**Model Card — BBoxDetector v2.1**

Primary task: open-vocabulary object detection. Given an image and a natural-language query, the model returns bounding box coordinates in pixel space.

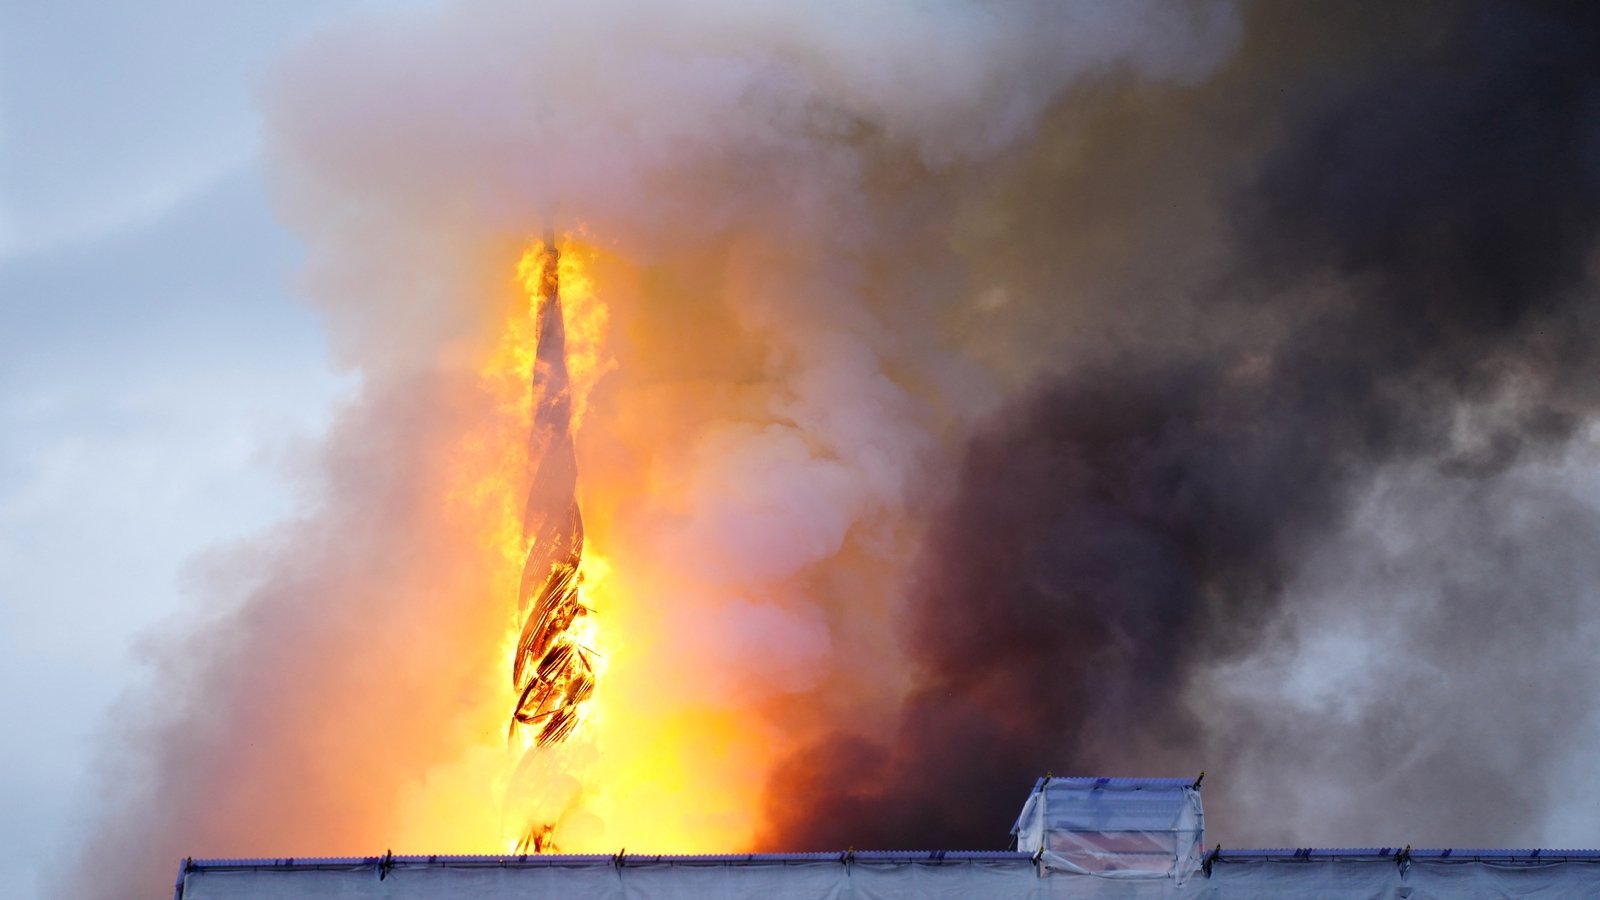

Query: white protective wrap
[1012,778,1205,881]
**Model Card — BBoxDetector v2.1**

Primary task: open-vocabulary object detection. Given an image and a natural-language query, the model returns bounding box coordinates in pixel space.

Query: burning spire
[509,235,600,850]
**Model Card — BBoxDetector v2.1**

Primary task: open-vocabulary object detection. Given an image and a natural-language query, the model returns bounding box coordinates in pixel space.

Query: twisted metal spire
[509,237,598,849]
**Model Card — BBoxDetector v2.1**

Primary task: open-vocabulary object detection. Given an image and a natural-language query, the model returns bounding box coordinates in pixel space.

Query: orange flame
[504,236,605,849]
[379,235,781,857]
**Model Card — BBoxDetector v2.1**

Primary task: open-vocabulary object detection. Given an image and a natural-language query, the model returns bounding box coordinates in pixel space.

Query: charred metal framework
[509,237,598,849]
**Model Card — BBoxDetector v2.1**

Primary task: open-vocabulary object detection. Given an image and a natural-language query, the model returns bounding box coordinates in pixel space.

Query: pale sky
[10,4,1600,898]
[0,3,395,895]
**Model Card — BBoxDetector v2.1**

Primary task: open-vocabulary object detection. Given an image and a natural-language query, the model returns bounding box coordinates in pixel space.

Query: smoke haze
[70,1,1600,896]
[766,0,1600,851]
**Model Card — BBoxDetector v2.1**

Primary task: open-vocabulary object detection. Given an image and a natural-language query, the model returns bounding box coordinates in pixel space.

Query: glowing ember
[508,236,602,851]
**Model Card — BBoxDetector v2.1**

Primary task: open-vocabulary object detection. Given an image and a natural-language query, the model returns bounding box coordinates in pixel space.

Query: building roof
[176,848,1600,900]
[175,778,1600,898]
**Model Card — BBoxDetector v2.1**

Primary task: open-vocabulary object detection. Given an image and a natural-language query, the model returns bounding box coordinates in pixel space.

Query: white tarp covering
[177,777,1600,898]
[178,855,1600,900]
[1012,777,1204,881]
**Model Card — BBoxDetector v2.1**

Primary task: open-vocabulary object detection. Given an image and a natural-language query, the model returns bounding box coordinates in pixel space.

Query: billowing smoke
[763,0,1600,851]
[71,0,1600,896]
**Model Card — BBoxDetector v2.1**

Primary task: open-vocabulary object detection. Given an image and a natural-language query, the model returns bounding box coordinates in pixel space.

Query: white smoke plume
[72,2,1240,896]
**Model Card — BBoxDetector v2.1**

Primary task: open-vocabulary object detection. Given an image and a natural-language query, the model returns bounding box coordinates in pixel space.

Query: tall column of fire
[509,236,598,851]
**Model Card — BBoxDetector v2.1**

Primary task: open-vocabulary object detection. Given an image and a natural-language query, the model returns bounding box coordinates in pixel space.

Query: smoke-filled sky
[0,3,384,897]
[7,1,1600,898]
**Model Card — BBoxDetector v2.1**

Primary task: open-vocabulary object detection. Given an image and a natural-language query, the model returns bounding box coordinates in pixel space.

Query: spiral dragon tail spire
[509,235,599,849]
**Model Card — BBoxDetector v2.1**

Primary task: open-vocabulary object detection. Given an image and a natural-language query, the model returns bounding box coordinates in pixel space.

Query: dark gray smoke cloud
[762,0,1600,851]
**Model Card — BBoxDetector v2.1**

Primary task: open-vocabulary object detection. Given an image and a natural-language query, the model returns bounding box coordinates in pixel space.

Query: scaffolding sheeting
[176,775,1600,899]
[176,851,1600,899]
[1011,777,1204,881]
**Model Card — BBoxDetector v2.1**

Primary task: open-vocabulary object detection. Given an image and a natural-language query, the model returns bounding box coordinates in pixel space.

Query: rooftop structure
[175,777,1600,899]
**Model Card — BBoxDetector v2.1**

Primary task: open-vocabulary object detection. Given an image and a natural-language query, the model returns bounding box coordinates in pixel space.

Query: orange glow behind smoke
[378,237,783,856]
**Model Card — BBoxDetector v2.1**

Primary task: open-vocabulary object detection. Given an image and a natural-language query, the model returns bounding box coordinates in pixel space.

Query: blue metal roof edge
[1010,775,1200,835]
[181,850,1035,868]
[1037,777,1198,787]
[173,849,1036,894]
[174,847,1600,897]
[1214,848,1600,861]
[179,847,1600,871]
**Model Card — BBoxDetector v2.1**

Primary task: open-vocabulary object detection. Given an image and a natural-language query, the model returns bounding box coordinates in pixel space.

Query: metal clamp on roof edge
[1202,845,1222,878]
[171,857,193,900]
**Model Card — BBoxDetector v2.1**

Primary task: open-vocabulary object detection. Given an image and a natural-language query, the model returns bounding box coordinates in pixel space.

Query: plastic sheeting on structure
[176,777,1600,898]
[1012,777,1204,882]
[176,853,1600,900]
